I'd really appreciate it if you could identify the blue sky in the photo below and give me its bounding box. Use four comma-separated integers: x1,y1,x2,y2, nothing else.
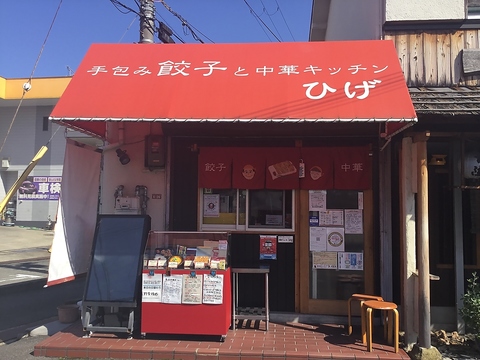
0,0,312,78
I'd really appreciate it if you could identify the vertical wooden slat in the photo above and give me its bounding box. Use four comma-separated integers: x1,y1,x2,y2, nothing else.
412,33,424,86
463,30,479,86
423,32,439,86
437,33,451,86
396,34,410,83
451,31,464,85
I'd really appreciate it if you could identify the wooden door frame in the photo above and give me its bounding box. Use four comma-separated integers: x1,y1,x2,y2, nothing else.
297,189,374,315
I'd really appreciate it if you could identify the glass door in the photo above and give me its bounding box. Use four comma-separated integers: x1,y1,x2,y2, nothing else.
299,189,374,315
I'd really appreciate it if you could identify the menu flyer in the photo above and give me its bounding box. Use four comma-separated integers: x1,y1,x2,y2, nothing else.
182,274,203,304
203,274,224,304
161,275,183,304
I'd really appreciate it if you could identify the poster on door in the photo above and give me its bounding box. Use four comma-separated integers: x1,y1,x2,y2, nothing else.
338,252,363,270
259,235,277,260
203,194,220,217
326,228,345,252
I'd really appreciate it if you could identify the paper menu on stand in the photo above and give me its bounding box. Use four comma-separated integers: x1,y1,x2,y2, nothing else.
182,274,203,304
202,274,224,304
161,275,183,304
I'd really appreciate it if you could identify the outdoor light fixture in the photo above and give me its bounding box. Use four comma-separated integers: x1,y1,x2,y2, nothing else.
116,149,130,165
429,154,446,166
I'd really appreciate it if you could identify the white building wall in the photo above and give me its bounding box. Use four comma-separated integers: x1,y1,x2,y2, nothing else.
0,104,66,226
99,122,166,231
385,0,465,21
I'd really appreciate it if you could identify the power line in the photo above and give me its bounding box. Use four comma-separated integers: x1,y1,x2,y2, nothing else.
118,15,139,42
243,0,281,42
109,0,157,38
274,0,296,41
0,0,63,154
154,6,187,43
260,0,283,41
157,0,213,43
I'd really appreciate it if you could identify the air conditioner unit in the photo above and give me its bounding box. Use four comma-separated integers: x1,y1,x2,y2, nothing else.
1,159,10,168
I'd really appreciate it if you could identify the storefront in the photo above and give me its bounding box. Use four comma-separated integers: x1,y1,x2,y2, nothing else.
48,40,417,318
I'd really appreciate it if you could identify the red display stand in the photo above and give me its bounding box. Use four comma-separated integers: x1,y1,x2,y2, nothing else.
141,268,231,340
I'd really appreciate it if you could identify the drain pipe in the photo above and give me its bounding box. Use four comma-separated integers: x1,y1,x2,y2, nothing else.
101,123,125,151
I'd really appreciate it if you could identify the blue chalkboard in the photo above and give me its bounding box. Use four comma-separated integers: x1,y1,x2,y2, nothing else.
83,215,151,303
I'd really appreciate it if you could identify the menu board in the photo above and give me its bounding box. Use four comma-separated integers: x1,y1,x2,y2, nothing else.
161,275,183,304
182,274,203,304
202,274,224,304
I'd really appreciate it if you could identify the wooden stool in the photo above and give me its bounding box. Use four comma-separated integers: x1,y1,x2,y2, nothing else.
347,294,383,336
362,300,399,353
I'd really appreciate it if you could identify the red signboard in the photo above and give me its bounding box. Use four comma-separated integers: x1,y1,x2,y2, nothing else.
50,41,416,139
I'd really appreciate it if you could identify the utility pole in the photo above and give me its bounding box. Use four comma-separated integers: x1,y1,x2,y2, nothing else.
140,0,155,44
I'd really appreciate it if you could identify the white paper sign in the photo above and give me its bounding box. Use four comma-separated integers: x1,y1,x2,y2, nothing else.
319,210,344,226
182,274,203,304
309,190,327,211
345,209,363,234
142,273,162,303
278,235,294,243
203,194,220,217
203,274,224,304
161,275,183,304
309,227,327,252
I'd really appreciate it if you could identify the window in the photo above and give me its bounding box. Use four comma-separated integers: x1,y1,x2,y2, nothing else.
200,188,293,231
468,0,480,18
43,116,49,131
248,190,292,228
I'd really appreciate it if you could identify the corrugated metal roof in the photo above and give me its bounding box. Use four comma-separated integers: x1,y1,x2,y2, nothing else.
409,87,480,115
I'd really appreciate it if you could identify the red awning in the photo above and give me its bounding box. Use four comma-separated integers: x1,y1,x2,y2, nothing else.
50,40,417,139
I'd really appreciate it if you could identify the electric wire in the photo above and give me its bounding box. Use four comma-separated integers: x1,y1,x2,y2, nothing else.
154,7,187,43
109,0,156,38
260,0,283,41
157,0,213,43
274,0,296,41
243,0,281,42
118,15,139,43
0,0,63,155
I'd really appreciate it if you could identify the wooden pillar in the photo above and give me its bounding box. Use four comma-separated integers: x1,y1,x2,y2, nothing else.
453,140,465,333
415,134,431,348
379,143,393,301
400,137,418,349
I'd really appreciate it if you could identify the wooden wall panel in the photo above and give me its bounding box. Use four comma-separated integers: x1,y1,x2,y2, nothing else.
386,30,480,87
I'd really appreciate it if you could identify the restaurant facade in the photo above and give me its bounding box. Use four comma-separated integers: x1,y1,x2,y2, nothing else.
47,40,417,324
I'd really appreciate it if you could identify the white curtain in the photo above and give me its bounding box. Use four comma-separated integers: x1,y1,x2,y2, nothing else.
46,140,101,286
